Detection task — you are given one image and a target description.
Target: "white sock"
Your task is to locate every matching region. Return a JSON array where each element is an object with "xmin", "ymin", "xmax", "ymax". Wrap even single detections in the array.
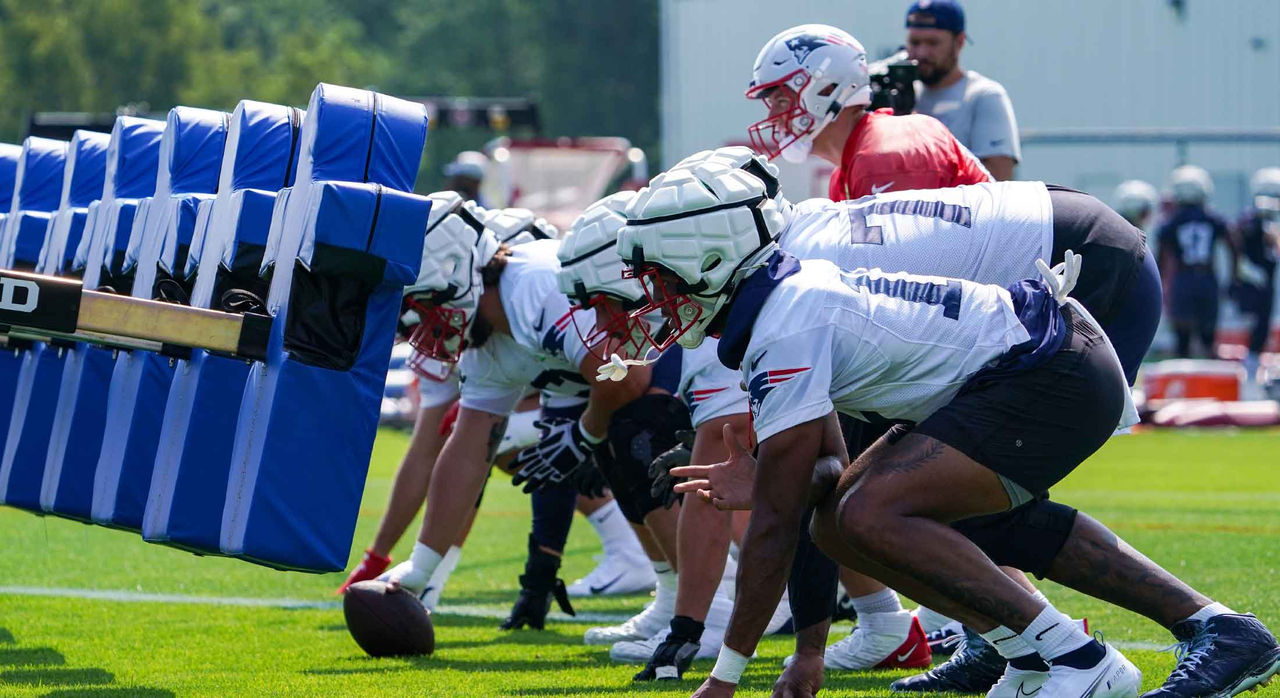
[
  {"xmin": 916, "ymin": 606, "xmax": 955, "ymax": 634},
  {"xmin": 1021, "ymin": 605, "xmax": 1092, "ymax": 661},
  {"xmin": 981, "ymin": 625, "xmax": 1037, "ymax": 660},
  {"xmin": 587, "ymin": 501, "xmax": 637, "ymax": 556},
  {"xmin": 1186, "ymin": 602, "xmax": 1235, "ymax": 624},
  {"xmin": 1031, "ymin": 589, "xmax": 1050, "ymax": 605},
  {"xmin": 653, "ymin": 564, "xmax": 678, "ymax": 616},
  {"xmin": 410, "ymin": 542, "xmax": 444, "ymax": 581},
  {"xmin": 423, "ymin": 545, "xmax": 462, "ymax": 609},
  {"xmin": 850, "ymin": 588, "xmax": 903, "ymax": 617}
]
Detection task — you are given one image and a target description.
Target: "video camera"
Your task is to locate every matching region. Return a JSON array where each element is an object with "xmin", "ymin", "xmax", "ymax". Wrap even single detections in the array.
[{"xmin": 868, "ymin": 49, "xmax": 918, "ymax": 115}]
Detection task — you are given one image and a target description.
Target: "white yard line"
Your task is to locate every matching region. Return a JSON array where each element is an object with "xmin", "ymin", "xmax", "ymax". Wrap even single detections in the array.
[{"xmin": 0, "ymin": 585, "xmax": 630, "ymax": 623}]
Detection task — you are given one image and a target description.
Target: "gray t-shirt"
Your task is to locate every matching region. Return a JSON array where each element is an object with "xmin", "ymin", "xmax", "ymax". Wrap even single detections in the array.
[{"xmin": 915, "ymin": 70, "xmax": 1021, "ymax": 162}]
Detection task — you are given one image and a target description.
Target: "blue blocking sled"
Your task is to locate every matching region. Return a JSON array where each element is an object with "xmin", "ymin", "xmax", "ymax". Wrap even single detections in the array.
[
  {"xmin": 0, "ymin": 137, "xmax": 69, "ymax": 511},
  {"xmin": 0, "ymin": 132, "xmax": 108, "ymax": 514},
  {"xmin": 0, "ymin": 144, "xmax": 22, "ymax": 505},
  {"xmin": 41, "ymin": 117, "xmax": 164, "ymax": 521},
  {"xmin": 221, "ymin": 84, "xmax": 429, "ymax": 572},
  {"xmin": 91, "ymin": 107, "xmax": 229, "ymax": 531},
  {"xmin": 143, "ymin": 100, "xmax": 302, "ymax": 552}
]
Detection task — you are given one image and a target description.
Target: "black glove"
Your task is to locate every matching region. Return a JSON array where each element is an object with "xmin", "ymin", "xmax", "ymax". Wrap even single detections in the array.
[
  {"xmin": 499, "ymin": 536, "xmax": 575, "ymax": 630},
  {"xmin": 572, "ymin": 455, "xmax": 609, "ymax": 498},
  {"xmin": 633, "ymin": 615, "xmax": 705, "ymax": 681},
  {"xmin": 511, "ymin": 417, "xmax": 601, "ymax": 494},
  {"xmin": 648, "ymin": 429, "xmax": 696, "ymax": 508}
]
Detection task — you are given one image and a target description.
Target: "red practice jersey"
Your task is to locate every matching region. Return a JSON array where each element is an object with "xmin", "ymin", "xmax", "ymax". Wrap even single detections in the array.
[{"xmin": 828, "ymin": 108, "xmax": 992, "ymax": 202}]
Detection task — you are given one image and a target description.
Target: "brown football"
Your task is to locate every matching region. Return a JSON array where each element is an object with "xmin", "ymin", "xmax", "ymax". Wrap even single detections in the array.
[{"xmin": 343, "ymin": 580, "xmax": 435, "ymax": 657}]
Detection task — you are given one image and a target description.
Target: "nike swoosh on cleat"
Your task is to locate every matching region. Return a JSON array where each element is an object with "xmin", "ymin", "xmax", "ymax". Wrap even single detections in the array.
[
  {"xmin": 1015, "ymin": 683, "xmax": 1041, "ymax": 697},
  {"xmin": 1034, "ymin": 622, "xmax": 1059, "ymax": 641},
  {"xmin": 895, "ymin": 643, "xmax": 919, "ymax": 662},
  {"xmin": 590, "ymin": 572, "xmax": 627, "ymax": 595}
]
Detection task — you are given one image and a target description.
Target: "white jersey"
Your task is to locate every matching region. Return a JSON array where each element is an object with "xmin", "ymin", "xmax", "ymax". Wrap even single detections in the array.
[
  {"xmin": 678, "ymin": 340, "xmax": 748, "ymax": 428},
  {"xmin": 742, "ymin": 259, "xmax": 1032, "ymax": 442},
  {"xmin": 779, "ymin": 181, "xmax": 1053, "ymax": 287},
  {"xmin": 418, "ymin": 365, "xmax": 461, "ymax": 410},
  {"xmin": 458, "ymin": 239, "xmax": 592, "ymax": 415}
]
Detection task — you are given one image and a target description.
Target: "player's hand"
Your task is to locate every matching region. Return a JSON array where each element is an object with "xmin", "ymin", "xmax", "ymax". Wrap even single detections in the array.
[
  {"xmin": 772, "ymin": 651, "xmax": 824, "ymax": 698},
  {"xmin": 511, "ymin": 418, "xmax": 600, "ymax": 493},
  {"xmin": 649, "ymin": 429, "xmax": 696, "ymax": 508},
  {"xmin": 691, "ymin": 676, "xmax": 737, "ymax": 697},
  {"xmin": 670, "ymin": 424, "xmax": 755, "ymax": 510},
  {"xmin": 572, "ymin": 456, "xmax": 609, "ymax": 498}
]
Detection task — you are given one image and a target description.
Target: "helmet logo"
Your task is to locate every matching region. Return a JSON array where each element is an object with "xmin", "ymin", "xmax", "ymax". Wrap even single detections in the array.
[{"xmin": 784, "ymin": 35, "xmax": 826, "ymax": 63}]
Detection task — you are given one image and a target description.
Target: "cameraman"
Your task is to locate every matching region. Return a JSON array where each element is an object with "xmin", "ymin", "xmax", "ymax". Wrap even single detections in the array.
[
  {"xmin": 906, "ymin": 0, "xmax": 1021, "ymax": 180},
  {"xmin": 746, "ymin": 24, "xmax": 991, "ymax": 201}
]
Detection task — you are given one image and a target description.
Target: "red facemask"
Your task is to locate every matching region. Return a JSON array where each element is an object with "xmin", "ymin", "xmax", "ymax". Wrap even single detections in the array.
[
  {"xmin": 625, "ymin": 266, "xmax": 705, "ymax": 353},
  {"xmin": 560, "ymin": 293, "xmax": 655, "ymax": 364},
  {"xmin": 403, "ymin": 297, "xmax": 470, "ymax": 372},
  {"xmin": 745, "ymin": 72, "xmax": 816, "ymax": 160}
]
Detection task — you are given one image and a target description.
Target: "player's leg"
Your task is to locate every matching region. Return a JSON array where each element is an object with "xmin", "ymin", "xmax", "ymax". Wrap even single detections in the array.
[
  {"xmin": 337, "ymin": 401, "xmax": 452, "ymax": 593},
  {"xmin": 567, "ymin": 494, "xmax": 655, "ymax": 598}
]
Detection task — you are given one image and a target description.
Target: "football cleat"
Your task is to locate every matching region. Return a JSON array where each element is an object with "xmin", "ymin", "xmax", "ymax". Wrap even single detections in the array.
[
  {"xmin": 566, "ymin": 551, "xmax": 656, "ymax": 597},
  {"xmin": 1041, "ymin": 641, "xmax": 1141, "ymax": 698},
  {"xmin": 823, "ymin": 611, "xmax": 932, "ymax": 671},
  {"xmin": 585, "ymin": 599, "xmax": 673, "ymax": 645},
  {"xmin": 1141, "ymin": 613, "xmax": 1280, "ymax": 698},
  {"xmin": 336, "ymin": 549, "xmax": 392, "ymax": 595},
  {"xmin": 925, "ymin": 620, "xmax": 965, "ymax": 657},
  {"xmin": 833, "ymin": 591, "xmax": 858, "ymax": 623},
  {"xmin": 987, "ymin": 665, "xmax": 1050, "ymax": 698},
  {"xmin": 891, "ymin": 626, "xmax": 1006, "ymax": 693}
]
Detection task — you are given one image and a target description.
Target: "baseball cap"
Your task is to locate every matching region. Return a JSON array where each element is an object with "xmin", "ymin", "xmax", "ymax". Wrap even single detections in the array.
[
  {"xmin": 905, "ymin": 0, "xmax": 966, "ymax": 34},
  {"xmin": 443, "ymin": 150, "xmax": 488, "ymax": 180}
]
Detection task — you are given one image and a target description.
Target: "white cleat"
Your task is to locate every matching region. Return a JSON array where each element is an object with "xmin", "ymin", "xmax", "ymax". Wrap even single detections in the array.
[
  {"xmin": 566, "ymin": 552, "xmax": 656, "ymax": 598},
  {"xmin": 987, "ymin": 665, "xmax": 1049, "ymax": 698},
  {"xmin": 585, "ymin": 600, "xmax": 673, "ymax": 645},
  {"xmin": 823, "ymin": 610, "xmax": 914, "ymax": 670},
  {"xmin": 1041, "ymin": 643, "xmax": 1141, "ymax": 698},
  {"xmin": 611, "ymin": 627, "xmax": 722, "ymax": 664}
]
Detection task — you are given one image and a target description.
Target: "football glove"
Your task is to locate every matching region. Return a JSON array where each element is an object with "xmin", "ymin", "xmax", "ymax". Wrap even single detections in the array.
[
  {"xmin": 648, "ymin": 429, "xmax": 696, "ymax": 509},
  {"xmin": 335, "ymin": 549, "xmax": 392, "ymax": 595},
  {"xmin": 634, "ymin": 616, "xmax": 705, "ymax": 681},
  {"xmin": 511, "ymin": 417, "xmax": 603, "ymax": 494}
]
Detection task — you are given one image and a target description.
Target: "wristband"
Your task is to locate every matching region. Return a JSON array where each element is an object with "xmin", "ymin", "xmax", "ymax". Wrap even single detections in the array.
[
  {"xmin": 710, "ymin": 645, "xmax": 749, "ymax": 683},
  {"xmin": 577, "ymin": 418, "xmax": 606, "ymax": 445}
]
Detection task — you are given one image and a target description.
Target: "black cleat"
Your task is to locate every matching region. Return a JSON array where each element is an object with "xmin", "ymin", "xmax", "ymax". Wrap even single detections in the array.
[
  {"xmin": 926, "ymin": 622, "xmax": 964, "ymax": 657},
  {"xmin": 891, "ymin": 626, "xmax": 1005, "ymax": 694},
  {"xmin": 1142, "ymin": 613, "xmax": 1280, "ymax": 698},
  {"xmin": 833, "ymin": 592, "xmax": 858, "ymax": 623},
  {"xmin": 500, "ymin": 536, "xmax": 575, "ymax": 631}
]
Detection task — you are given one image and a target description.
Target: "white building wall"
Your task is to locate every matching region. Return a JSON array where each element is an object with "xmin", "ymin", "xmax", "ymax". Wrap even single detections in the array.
[{"xmin": 661, "ymin": 0, "xmax": 1280, "ymax": 212}]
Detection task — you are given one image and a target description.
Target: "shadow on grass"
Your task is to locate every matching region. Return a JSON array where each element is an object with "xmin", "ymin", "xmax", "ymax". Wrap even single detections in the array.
[
  {"xmin": 0, "ymin": 646, "xmax": 65, "ymax": 666},
  {"xmin": 0, "ymin": 627, "xmax": 14, "ymax": 644},
  {"xmin": 0, "ymin": 667, "xmax": 113, "ymax": 686},
  {"xmin": 40, "ymin": 690, "xmax": 175, "ymax": 698},
  {"xmin": 500, "ymin": 671, "xmax": 913, "ymax": 696},
  {"xmin": 305, "ymin": 652, "xmax": 612, "ymax": 676}
]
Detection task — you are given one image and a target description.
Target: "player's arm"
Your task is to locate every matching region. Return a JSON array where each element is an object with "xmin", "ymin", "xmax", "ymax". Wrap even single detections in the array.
[
  {"xmin": 578, "ymin": 350, "xmax": 651, "ymax": 438},
  {"xmin": 1222, "ymin": 219, "xmax": 1242, "ymax": 285},
  {"xmin": 699, "ymin": 415, "xmax": 826, "ymax": 694}
]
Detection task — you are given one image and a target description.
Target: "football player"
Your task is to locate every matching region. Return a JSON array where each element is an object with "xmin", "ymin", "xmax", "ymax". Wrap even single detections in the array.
[
  {"xmin": 1157, "ymin": 165, "xmax": 1238, "ymax": 359},
  {"xmin": 1231, "ymin": 168, "xmax": 1280, "ymax": 384},
  {"xmin": 618, "ymin": 159, "xmax": 1279, "ymax": 698},
  {"xmin": 747, "ymin": 24, "xmax": 997, "ymax": 673},
  {"xmin": 1113, "ymin": 179, "xmax": 1161, "ymax": 231}
]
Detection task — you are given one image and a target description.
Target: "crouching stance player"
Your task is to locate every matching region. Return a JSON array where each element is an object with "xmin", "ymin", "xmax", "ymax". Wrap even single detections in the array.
[
  {"xmin": 381, "ymin": 196, "xmax": 651, "ymax": 629},
  {"xmin": 617, "ymin": 163, "xmax": 1280, "ymax": 698}
]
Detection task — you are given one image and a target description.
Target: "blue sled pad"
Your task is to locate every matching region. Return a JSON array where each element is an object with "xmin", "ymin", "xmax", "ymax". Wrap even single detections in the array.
[{"xmin": 223, "ymin": 181, "xmax": 428, "ymax": 572}]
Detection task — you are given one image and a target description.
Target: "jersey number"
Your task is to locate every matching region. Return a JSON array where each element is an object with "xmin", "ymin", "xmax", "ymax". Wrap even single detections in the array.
[
  {"xmin": 846, "ymin": 198, "xmax": 974, "ymax": 245},
  {"xmin": 1176, "ymin": 221, "xmax": 1215, "ymax": 266},
  {"xmin": 842, "ymin": 270, "xmax": 963, "ymax": 320}
]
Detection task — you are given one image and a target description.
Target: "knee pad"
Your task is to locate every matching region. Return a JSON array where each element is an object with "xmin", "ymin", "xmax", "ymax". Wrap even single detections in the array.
[
  {"xmin": 952, "ymin": 499, "xmax": 1078, "ymax": 578},
  {"xmin": 598, "ymin": 394, "xmax": 692, "ymax": 525},
  {"xmin": 788, "ymin": 508, "xmax": 838, "ymax": 631}
]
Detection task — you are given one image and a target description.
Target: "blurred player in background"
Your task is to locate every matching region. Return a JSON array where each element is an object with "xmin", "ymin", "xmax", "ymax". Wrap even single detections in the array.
[
  {"xmin": 1232, "ymin": 168, "xmax": 1280, "ymax": 382},
  {"xmin": 1157, "ymin": 165, "xmax": 1238, "ymax": 358},
  {"xmin": 444, "ymin": 150, "xmax": 488, "ymax": 204},
  {"xmin": 1113, "ymin": 180, "xmax": 1161, "ymax": 231},
  {"xmin": 905, "ymin": 0, "xmax": 1021, "ymax": 181}
]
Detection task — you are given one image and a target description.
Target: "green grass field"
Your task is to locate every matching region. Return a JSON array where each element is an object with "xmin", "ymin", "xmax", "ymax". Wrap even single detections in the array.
[{"xmin": 1, "ymin": 428, "xmax": 1277, "ymax": 697}]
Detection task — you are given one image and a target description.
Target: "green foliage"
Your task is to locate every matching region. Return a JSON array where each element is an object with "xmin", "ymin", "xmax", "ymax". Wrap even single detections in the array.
[{"xmin": 0, "ymin": 0, "xmax": 660, "ymax": 179}]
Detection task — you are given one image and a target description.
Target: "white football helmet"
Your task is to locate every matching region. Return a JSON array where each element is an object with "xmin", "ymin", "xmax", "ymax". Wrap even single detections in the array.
[
  {"xmin": 1168, "ymin": 165, "xmax": 1214, "ymax": 206},
  {"xmin": 1250, "ymin": 167, "xmax": 1280, "ymax": 211},
  {"xmin": 745, "ymin": 24, "xmax": 871, "ymax": 162},
  {"xmin": 481, "ymin": 207, "xmax": 558, "ymax": 246},
  {"xmin": 617, "ymin": 150, "xmax": 789, "ymax": 350},
  {"xmin": 403, "ymin": 191, "xmax": 498, "ymax": 368},
  {"xmin": 1112, "ymin": 180, "xmax": 1159, "ymax": 227},
  {"xmin": 554, "ymin": 191, "xmax": 650, "ymax": 360}
]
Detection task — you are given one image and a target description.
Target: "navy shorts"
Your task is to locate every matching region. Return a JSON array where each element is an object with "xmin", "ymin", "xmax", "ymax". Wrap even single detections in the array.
[{"xmin": 1169, "ymin": 269, "xmax": 1219, "ymax": 331}]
